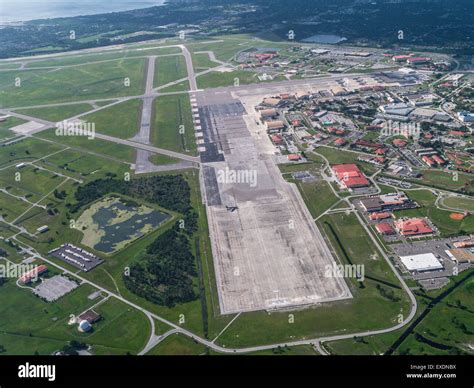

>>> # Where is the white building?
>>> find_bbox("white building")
[399,253,443,272]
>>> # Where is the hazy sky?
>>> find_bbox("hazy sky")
[0,0,165,23]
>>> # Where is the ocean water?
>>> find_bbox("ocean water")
[0,0,165,23]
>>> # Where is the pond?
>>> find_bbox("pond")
[77,196,170,253]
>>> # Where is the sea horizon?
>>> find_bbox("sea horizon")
[0,0,166,24]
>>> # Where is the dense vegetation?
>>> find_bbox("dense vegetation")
[123,222,198,307]
[1,0,472,58]
[71,175,192,214]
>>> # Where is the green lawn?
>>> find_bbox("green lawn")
[37,129,136,164]
[415,170,474,194]
[0,58,146,108]
[15,104,94,123]
[196,70,260,89]
[145,334,207,355]
[0,116,26,139]
[40,148,130,178]
[192,53,220,70]
[25,46,182,68]
[0,137,65,168]
[327,270,474,355]
[81,99,142,139]
[151,94,196,155]
[0,278,151,355]
[442,196,474,212]
[290,176,339,218]
[154,55,188,88]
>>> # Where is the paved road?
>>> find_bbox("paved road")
[132,56,156,144]
[179,44,198,91]
[93,133,200,163]
[138,329,181,355]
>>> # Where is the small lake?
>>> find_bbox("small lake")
[79,197,170,254]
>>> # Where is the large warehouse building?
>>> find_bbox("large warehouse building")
[399,253,443,272]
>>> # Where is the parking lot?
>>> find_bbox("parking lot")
[34,275,79,302]
[391,237,473,282]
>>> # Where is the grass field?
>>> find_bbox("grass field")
[191,53,221,70]
[39,148,130,179]
[145,334,207,355]
[442,196,474,212]
[285,174,339,218]
[37,130,137,164]
[185,36,256,62]
[154,55,187,88]
[24,46,182,69]
[0,278,151,355]
[15,104,94,123]
[148,153,180,166]
[0,137,66,168]
[196,69,269,89]
[151,94,196,155]
[327,270,474,355]
[415,169,474,194]
[81,99,142,139]
[0,116,26,139]
[0,58,146,108]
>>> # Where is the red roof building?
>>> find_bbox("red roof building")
[370,212,392,221]
[376,223,396,235]
[394,218,434,236]
[19,265,48,284]
[422,155,435,167]
[334,137,347,147]
[449,130,466,137]
[287,154,301,161]
[392,55,412,62]
[271,134,283,144]
[332,164,370,189]
[432,155,445,165]
[327,127,345,135]
[393,139,407,147]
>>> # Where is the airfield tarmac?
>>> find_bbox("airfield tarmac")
[195,88,353,314]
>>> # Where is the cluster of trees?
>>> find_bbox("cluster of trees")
[376,284,401,303]
[123,221,198,307]
[71,175,191,214]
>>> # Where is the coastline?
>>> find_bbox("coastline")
[0,0,166,25]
